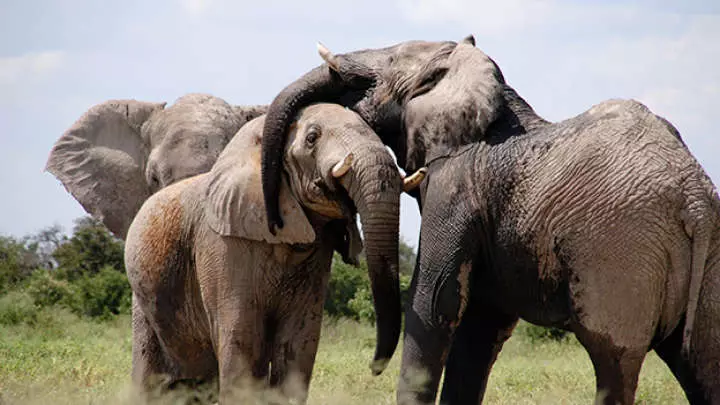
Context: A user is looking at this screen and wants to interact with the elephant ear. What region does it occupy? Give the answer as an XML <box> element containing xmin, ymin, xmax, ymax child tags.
<box><xmin>403</xmin><ymin>43</ymin><xmax>504</xmax><ymax>166</ymax></box>
<box><xmin>205</xmin><ymin>117</ymin><xmax>316</xmax><ymax>244</ymax></box>
<box><xmin>45</xmin><ymin>100</ymin><xmax>166</xmax><ymax>239</ymax></box>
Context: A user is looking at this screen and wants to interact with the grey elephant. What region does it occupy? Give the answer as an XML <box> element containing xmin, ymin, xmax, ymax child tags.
<box><xmin>45</xmin><ymin>93</ymin><xmax>266</xmax><ymax>239</ymax></box>
<box><xmin>125</xmin><ymin>103</ymin><xmax>425</xmax><ymax>403</ymax></box>
<box><xmin>257</xmin><ymin>37</ymin><xmax>720</xmax><ymax>404</ymax></box>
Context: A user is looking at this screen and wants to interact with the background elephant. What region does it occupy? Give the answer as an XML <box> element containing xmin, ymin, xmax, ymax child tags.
<box><xmin>124</xmin><ymin>103</ymin><xmax>417</xmax><ymax>403</ymax></box>
<box><xmin>258</xmin><ymin>38</ymin><xmax>720</xmax><ymax>404</ymax></box>
<box><xmin>45</xmin><ymin>93</ymin><xmax>266</xmax><ymax>239</ymax></box>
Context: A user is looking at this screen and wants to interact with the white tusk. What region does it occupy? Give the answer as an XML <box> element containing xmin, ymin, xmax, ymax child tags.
<box><xmin>403</xmin><ymin>167</ymin><xmax>427</xmax><ymax>192</ymax></box>
<box><xmin>331</xmin><ymin>153</ymin><xmax>354</xmax><ymax>178</ymax></box>
<box><xmin>317</xmin><ymin>42</ymin><xmax>340</xmax><ymax>71</ymax></box>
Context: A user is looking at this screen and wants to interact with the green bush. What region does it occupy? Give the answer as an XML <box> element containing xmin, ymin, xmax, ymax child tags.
<box><xmin>515</xmin><ymin>321</ymin><xmax>570</xmax><ymax>342</ymax></box>
<box><xmin>67</xmin><ymin>266</ymin><xmax>132</xmax><ymax>320</ymax></box>
<box><xmin>0</xmin><ymin>236</ymin><xmax>42</xmax><ymax>293</ymax></box>
<box><xmin>348</xmin><ymin>287</ymin><xmax>374</xmax><ymax>322</ymax></box>
<box><xmin>0</xmin><ymin>291</ymin><xmax>39</xmax><ymax>325</ymax></box>
<box><xmin>324</xmin><ymin>255</ymin><xmax>370</xmax><ymax>318</ymax></box>
<box><xmin>26</xmin><ymin>269</ymin><xmax>74</xmax><ymax>308</ymax></box>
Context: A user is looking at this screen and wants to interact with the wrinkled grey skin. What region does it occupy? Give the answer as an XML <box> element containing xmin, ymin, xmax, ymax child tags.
<box><xmin>124</xmin><ymin>104</ymin><xmax>402</xmax><ymax>404</ymax></box>
<box><xmin>260</xmin><ymin>38</ymin><xmax>720</xmax><ymax>405</ymax></box>
<box><xmin>46</xmin><ymin>93</ymin><xmax>266</xmax><ymax>239</ymax></box>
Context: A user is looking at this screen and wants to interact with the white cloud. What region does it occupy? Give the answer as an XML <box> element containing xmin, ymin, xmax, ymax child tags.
<box><xmin>0</xmin><ymin>51</ymin><xmax>65</xmax><ymax>85</ymax></box>
<box><xmin>180</xmin><ymin>0</ymin><xmax>212</xmax><ymax>14</ymax></box>
<box><xmin>395</xmin><ymin>0</ymin><xmax>635</xmax><ymax>36</ymax></box>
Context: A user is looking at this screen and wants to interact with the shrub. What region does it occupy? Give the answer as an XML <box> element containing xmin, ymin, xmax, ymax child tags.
<box><xmin>515</xmin><ymin>321</ymin><xmax>570</xmax><ymax>342</ymax></box>
<box><xmin>346</xmin><ymin>273</ymin><xmax>412</xmax><ymax>324</ymax></box>
<box><xmin>26</xmin><ymin>269</ymin><xmax>74</xmax><ymax>308</ymax></box>
<box><xmin>0</xmin><ymin>236</ymin><xmax>42</xmax><ymax>293</ymax></box>
<box><xmin>67</xmin><ymin>265</ymin><xmax>132</xmax><ymax>320</ymax></box>
<box><xmin>0</xmin><ymin>291</ymin><xmax>39</xmax><ymax>325</ymax></box>
<box><xmin>325</xmin><ymin>255</ymin><xmax>369</xmax><ymax>318</ymax></box>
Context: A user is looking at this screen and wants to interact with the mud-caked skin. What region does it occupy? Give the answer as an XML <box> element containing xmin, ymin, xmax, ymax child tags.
<box><xmin>260</xmin><ymin>37</ymin><xmax>720</xmax><ymax>405</ymax></box>
<box><xmin>124</xmin><ymin>104</ymin><xmax>403</xmax><ymax>404</ymax></box>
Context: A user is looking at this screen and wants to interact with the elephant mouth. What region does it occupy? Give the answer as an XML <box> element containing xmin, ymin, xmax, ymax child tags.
<box><xmin>304</xmin><ymin>174</ymin><xmax>358</xmax><ymax>221</ymax></box>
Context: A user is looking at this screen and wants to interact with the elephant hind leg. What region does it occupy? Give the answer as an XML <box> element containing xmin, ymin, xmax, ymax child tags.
<box><xmin>654</xmin><ymin>321</ymin><xmax>713</xmax><ymax>405</ymax></box>
<box><xmin>439</xmin><ymin>299</ymin><xmax>518</xmax><ymax>405</ymax></box>
<box><xmin>655</xmin><ymin>263</ymin><xmax>720</xmax><ymax>405</ymax></box>
<box><xmin>574</xmin><ymin>327</ymin><xmax>647</xmax><ymax>405</ymax></box>
<box><xmin>131</xmin><ymin>295</ymin><xmax>176</xmax><ymax>393</ymax></box>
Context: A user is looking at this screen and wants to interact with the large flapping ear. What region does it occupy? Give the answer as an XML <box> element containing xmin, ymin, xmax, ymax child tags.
<box><xmin>205</xmin><ymin>117</ymin><xmax>316</xmax><ymax>244</ymax></box>
<box><xmin>45</xmin><ymin>100</ymin><xmax>166</xmax><ymax>239</ymax></box>
<box><xmin>404</xmin><ymin>43</ymin><xmax>505</xmax><ymax>156</ymax></box>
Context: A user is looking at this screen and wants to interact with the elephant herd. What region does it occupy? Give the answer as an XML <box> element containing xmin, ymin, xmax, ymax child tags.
<box><xmin>46</xmin><ymin>35</ymin><xmax>720</xmax><ymax>405</ymax></box>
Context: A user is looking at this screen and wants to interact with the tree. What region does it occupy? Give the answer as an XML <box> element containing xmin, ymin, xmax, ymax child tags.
<box><xmin>53</xmin><ymin>216</ymin><xmax>125</xmax><ymax>280</ymax></box>
<box><xmin>398</xmin><ymin>237</ymin><xmax>417</xmax><ymax>276</ymax></box>
<box><xmin>0</xmin><ymin>236</ymin><xmax>40</xmax><ymax>292</ymax></box>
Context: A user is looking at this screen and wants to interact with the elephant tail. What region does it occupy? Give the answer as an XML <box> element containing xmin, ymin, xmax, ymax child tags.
<box><xmin>681</xmin><ymin>186</ymin><xmax>719</xmax><ymax>357</ymax></box>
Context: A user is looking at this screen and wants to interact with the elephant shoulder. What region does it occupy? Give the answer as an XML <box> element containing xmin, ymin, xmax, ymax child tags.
<box><xmin>582</xmin><ymin>99</ymin><xmax>653</xmax><ymax>124</ymax></box>
<box><xmin>567</xmin><ymin>99</ymin><xmax>683</xmax><ymax>144</ymax></box>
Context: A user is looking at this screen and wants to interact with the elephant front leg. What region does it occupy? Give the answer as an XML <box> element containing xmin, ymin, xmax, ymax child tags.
<box><xmin>398</xmin><ymin>258</ymin><xmax>474</xmax><ymax>405</ymax></box>
<box><xmin>268</xmin><ymin>289</ymin><xmax>327</xmax><ymax>404</ymax></box>
<box><xmin>439</xmin><ymin>298</ymin><xmax>518</xmax><ymax>404</ymax></box>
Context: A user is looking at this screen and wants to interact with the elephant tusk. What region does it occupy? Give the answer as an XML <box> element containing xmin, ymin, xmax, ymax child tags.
<box><xmin>403</xmin><ymin>167</ymin><xmax>427</xmax><ymax>192</ymax></box>
<box><xmin>317</xmin><ymin>42</ymin><xmax>340</xmax><ymax>72</ymax></box>
<box><xmin>331</xmin><ymin>153</ymin><xmax>354</xmax><ymax>178</ymax></box>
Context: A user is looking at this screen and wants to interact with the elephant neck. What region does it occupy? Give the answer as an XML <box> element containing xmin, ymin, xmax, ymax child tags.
<box><xmin>401</xmin><ymin>85</ymin><xmax>549</xmax><ymax>175</ymax></box>
<box><xmin>484</xmin><ymin>85</ymin><xmax>550</xmax><ymax>142</ymax></box>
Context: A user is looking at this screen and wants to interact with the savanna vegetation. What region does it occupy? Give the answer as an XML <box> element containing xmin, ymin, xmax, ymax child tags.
<box><xmin>0</xmin><ymin>218</ymin><xmax>687</xmax><ymax>404</ymax></box>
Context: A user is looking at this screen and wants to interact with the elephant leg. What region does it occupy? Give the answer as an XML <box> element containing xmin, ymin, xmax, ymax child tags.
<box><xmin>131</xmin><ymin>294</ymin><xmax>174</xmax><ymax>391</ymax></box>
<box><xmin>654</xmin><ymin>322</ymin><xmax>711</xmax><ymax>405</ymax></box>
<box><xmin>655</xmin><ymin>254</ymin><xmax>720</xmax><ymax>405</ymax></box>
<box><xmin>268</xmin><ymin>289</ymin><xmax>327</xmax><ymax>404</ymax></box>
<box><xmin>574</xmin><ymin>328</ymin><xmax>647</xmax><ymax>405</ymax></box>
<box><xmin>439</xmin><ymin>299</ymin><xmax>518</xmax><ymax>405</ymax></box>
<box><xmin>216</xmin><ymin>307</ymin><xmax>270</xmax><ymax>402</ymax></box>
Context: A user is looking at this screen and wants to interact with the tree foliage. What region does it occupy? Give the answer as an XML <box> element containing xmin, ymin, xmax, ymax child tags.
<box><xmin>52</xmin><ymin>217</ymin><xmax>124</xmax><ymax>280</ymax></box>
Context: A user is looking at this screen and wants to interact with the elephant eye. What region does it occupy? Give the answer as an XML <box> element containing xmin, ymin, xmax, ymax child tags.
<box><xmin>305</xmin><ymin>125</ymin><xmax>321</xmax><ymax>147</ymax></box>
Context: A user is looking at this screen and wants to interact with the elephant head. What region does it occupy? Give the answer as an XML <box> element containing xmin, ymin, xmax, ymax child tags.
<box><xmin>46</xmin><ymin>93</ymin><xmax>266</xmax><ymax>239</ymax></box>
<box><xmin>259</xmin><ymin>35</ymin><xmax>545</xmax><ymax>233</ymax></box>
<box><xmin>205</xmin><ymin>103</ymin><xmax>423</xmax><ymax>376</ymax></box>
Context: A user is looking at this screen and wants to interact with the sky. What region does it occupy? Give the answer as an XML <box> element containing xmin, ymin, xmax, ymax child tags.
<box><xmin>1</xmin><ymin>0</ymin><xmax>718</xmax><ymax>247</ymax></box>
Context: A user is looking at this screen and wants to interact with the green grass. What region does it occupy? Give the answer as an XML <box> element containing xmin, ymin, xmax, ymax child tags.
<box><xmin>0</xmin><ymin>310</ymin><xmax>688</xmax><ymax>404</ymax></box>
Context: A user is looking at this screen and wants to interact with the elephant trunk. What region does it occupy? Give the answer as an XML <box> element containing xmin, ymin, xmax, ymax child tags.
<box><xmin>262</xmin><ymin>66</ymin><xmax>341</xmax><ymax>234</ymax></box>
<box><xmin>340</xmin><ymin>146</ymin><xmax>402</xmax><ymax>376</ymax></box>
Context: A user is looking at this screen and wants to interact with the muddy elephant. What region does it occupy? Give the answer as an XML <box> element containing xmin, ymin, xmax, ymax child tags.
<box><xmin>257</xmin><ymin>37</ymin><xmax>720</xmax><ymax>405</ymax></box>
<box><xmin>45</xmin><ymin>93</ymin><xmax>266</xmax><ymax>239</ymax></box>
<box><xmin>125</xmin><ymin>103</ymin><xmax>424</xmax><ymax>403</ymax></box>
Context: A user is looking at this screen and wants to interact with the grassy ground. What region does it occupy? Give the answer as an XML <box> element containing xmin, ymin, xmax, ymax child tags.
<box><xmin>0</xmin><ymin>309</ymin><xmax>688</xmax><ymax>405</ymax></box>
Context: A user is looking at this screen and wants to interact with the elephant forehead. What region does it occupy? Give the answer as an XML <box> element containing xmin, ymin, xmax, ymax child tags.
<box><xmin>296</xmin><ymin>104</ymin><xmax>368</xmax><ymax>130</ymax></box>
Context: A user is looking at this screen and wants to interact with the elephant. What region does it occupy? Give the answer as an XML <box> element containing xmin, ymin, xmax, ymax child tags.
<box><xmin>124</xmin><ymin>103</ymin><xmax>425</xmax><ymax>403</ymax></box>
<box><xmin>257</xmin><ymin>37</ymin><xmax>720</xmax><ymax>404</ymax></box>
<box><xmin>45</xmin><ymin>93</ymin><xmax>267</xmax><ymax>239</ymax></box>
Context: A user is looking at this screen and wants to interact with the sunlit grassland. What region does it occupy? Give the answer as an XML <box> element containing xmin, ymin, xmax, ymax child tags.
<box><xmin>0</xmin><ymin>309</ymin><xmax>687</xmax><ymax>404</ymax></box>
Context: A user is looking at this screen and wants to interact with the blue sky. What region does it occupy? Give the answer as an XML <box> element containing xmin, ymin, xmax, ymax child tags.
<box><xmin>1</xmin><ymin>0</ymin><xmax>718</xmax><ymax>247</ymax></box>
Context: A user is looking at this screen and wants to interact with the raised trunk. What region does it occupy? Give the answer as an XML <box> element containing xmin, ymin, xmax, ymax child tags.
<box><xmin>262</xmin><ymin>66</ymin><xmax>343</xmax><ymax>234</ymax></box>
<box><xmin>341</xmin><ymin>149</ymin><xmax>402</xmax><ymax>375</ymax></box>
<box><xmin>261</xmin><ymin>63</ymin><xmax>377</xmax><ymax>235</ymax></box>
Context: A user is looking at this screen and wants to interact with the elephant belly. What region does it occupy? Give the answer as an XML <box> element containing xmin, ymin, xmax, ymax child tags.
<box><xmin>476</xmin><ymin>250</ymin><xmax>573</xmax><ymax>328</ymax></box>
